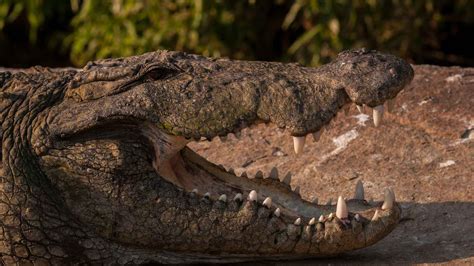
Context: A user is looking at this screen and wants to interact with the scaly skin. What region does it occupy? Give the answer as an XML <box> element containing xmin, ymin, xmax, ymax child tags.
<box><xmin>0</xmin><ymin>48</ymin><xmax>413</xmax><ymax>264</ymax></box>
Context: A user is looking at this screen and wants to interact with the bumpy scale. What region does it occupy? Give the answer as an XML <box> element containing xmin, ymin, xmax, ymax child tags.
<box><xmin>0</xmin><ymin>48</ymin><xmax>413</xmax><ymax>264</ymax></box>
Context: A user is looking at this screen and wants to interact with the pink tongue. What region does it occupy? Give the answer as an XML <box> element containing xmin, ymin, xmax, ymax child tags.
<box><xmin>140</xmin><ymin>122</ymin><xmax>189</xmax><ymax>186</ymax></box>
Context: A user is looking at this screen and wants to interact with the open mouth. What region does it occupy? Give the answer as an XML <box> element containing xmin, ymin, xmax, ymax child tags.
<box><xmin>139</xmin><ymin>101</ymin><xmax>400</xmax><ymax>247</ymax></box>
<box><xmin>0</xmin><ymin>48</ymin><xmax>415</xmax><ymax>263</ymax></box>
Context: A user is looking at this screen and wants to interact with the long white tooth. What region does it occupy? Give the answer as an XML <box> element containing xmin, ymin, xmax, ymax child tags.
<box><xmin>336</xmin><ymin>196</ymin><xmax>348</xmax><ymax>219</ymax></box>
<box><xmin>354</xmin><ymin>180</ymin><xmax>365</xmax><ymax>200</ymax></box>
<box><xmin>274</xmin><ymin>208</ymin><xmax>281</xmax><ymax>217</ymax></box>
<box><xmin>386</xmin><ymin>99</ymin><xmax>395</xmax><ymax>113</ymax></box>
<box><xmin>233</xmin><ymin>193</ymin><xmax>243</xmax><ymax>201</ymax></box>
<box><xmin>318</xmin><ymin>215</ymin><xmax>325</xmax><ymax>222</ymax></box>
<box><xmin>328</xmin><ymin>213</ymin><xmax>334</xmax><ymax>219</ymax></box>
<box><xmin>269</xmin><ymin>167</ymin><xmax>279</xmax><ymax>179</ymax></box>
<box><xmin>294</xmin><ymin>218</ymin><xmax>301</xmax><ymax>225</ymax></box>
<box><xmin>293</xmin><ymin>136</ymin><xmax>306</xmax><ymax>155</ymax></box>
<box><xmin>356</xmin><ymin>104</ymin><xmax>364</xmax><ymax>113</ymax></box>
<box><xmin>308</xmin><ymin>217</ymin><xmax>316</xmax><ymax>225</ymax></box>
<box><xmin>381</xmin><ymin>188</ymin><xmax>395</xmax><ymax>210</ymax></box>
<box><xmin>372</xmin><ymin>209</ymin><xmax>380</xmax><ymax>221</ymax></box>
<box><xmin>372</xmin><ymin>105</ymin><xmax>384</xmax><ymax>127</ymax></box>
<box><xmin>263</xmin><ymin>197</ymin><xmax>272</xmax><ymax>208</ymax></box>
<box><xmin>312</xmin><ymin>128</ymin><xmax>324</xmax><ymax>142</ymax></box>
<box><xmin>248</xmin><ymin>190</ymin><xmax>257</xmax><ymax>202</ymax></box>
<box><xmin>218</xmin><ymin>194</ymin><xmax>227</xmax><ymax>202</ymax></box>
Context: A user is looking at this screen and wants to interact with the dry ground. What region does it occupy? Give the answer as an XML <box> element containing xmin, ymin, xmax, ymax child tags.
<box><xmin>189</xmin><ymin>65</ymin><xmax>474</xmax><ymax>265</ymax></box>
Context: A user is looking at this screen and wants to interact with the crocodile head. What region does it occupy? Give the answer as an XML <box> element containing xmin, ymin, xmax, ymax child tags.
<box><xmin>0</xmin><ymin>48</ymin><xmax>413</xmax><ymax>264</ymax></box>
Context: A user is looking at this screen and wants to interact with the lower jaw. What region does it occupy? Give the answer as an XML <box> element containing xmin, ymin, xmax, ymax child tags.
<box><xmin>158</xmin><ymin>146</ymin><xmax>379</xmax><ymax>221</ymax></box>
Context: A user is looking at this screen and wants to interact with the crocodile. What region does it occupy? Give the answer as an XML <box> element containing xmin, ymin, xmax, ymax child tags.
<box><xmin>0</xmin><ymin>48</ymin><xmax>414</xmax><ymax>264</ymax></box>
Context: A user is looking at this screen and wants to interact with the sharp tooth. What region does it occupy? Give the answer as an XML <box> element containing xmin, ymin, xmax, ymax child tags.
<box><xmin>381</xmin><ymin>188</ymin><xmax>395</xmax><ymax>210</ymax></box>
<box><xmin>254</xmin><ymin>170</ymin><xmax>264</xmax><ymax>179</ymax></box>
<box><xmin>336</xmin><ymin>196</ymin><xmax>348</xmax><ymax>219</ymax></box>
<box><xmin>372</xmin><ymin>209</ymin><xmax>380</xmax><ymax>221</ymax></box>
<box><xmin>218</xmin><ymin>194</ymin><xmax>227</xmax><ymax>202</ymax></box>
<box><xmin>318</xmin><ymin>215</ymin><xmax>325</xmax><ymax>222</ymax></box>
<box><xmin>386</xmin><ymin>99</ymin><xmax>395</xmax><ymax>113</ymax></box>
<box><xmin>233</xmin><ymin>193</ymin><xmax>243</xmax><ymax>201</ymax></box>
<box><xmin>308</xmin><ymin>217</ymin><xmax>316</xmax><ymax>225</ymax></box>
<box><xmin>389</xmin><ymin>67</ymin><xmax>396</xmax><ymax>76</ymax></box>
<box><xmin>248</xmin><ymin>190</ymin><xmax>257</xmax><ymax>202</ymax></box>
<box><xmin>263</xmin><ymin>197</ymin><xmax>272</xmax><ymax>208</ymax></box>
<box><xmin>343</xmin><ymin>106</ymin><xmax>350</xmax><ymax>115</ymax></box>
<box><xmin>328</xmin><ymin>213</ymin><xmax>334</xmax><ymax>219</ymax></box>
<box><xmin>191</xmin><ymin>188</ymin><xmax>198</xmax><ymax>194</ymax></box>
<box><xmin>354</xmin><ymin>180</ymin><xmax>365</xmax><ymax>200</ymax></box>
<box><xmin>282</xmin><ymin>172</ymin><xmax>292</xmax><ymax>185</ymax></box>
<box><xmin>372</xmin><ymin>105</ymin><xmax>384</xmax><ymax>127</ymax></box>
<box><xmin>326</xmin><ymin>198</ymin><xmax>332</xmax><ymax>205</ymax></box>
<box><xmin>294</xmin><ymin>218</ymin><xmax>301</xmax><ymax>225</ymax></box>
<box><xmin>204</xmin><ymin>192</ymin><xmax>211</xmax><ymax>199</ymax></box>
<box><xmin>354</xmin><ymin>213</ymin><xmax>360</xmax><ymax>221</ymax></box>
<box><xmin>234</xmin><ymin>132</ymin><xmax>241</xmax><ymax>139</ymax></box>
<box><xmin>293</xmin><ymin>186</ymin><xmax>300</xmax><ymax>195</ymax></box>
<box><xmin>312</xmin><ymin>127</ymin><xmax>324</xmax><ymax>142</ymax></box>
<box><xmin>312</xmin><ymin>132</ymin><xmax>321</xmax><ymax>142</ymax></box>
<box><xmin>274</xmin><ymin>208</ymin><xmax>281</xmax><ymax>217</ymax></box>
<box><xmin>293</xmin><ymin>136</ymin><xmax>306</xmax><ymax>154</ymax></box>
<box><xmin>269</xmin><ymin>167</ymin><xmax>279</xmax><ymax>179</ymax></box>
<box><xmin>356</xmin><ymin>104</ymin><xmax>364</xmax><ymax>113</ymax></box>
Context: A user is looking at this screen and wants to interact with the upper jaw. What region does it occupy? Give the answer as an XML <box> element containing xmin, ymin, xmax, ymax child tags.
<box><xmin>340</xmin><ymin>54</ymin><xmax>415</xmax><ymax>108</ymax></box>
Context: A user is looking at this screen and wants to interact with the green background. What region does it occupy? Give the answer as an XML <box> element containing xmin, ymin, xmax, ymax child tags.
<box><xmin>1</xmin><ymin>0</ymin><xmax>473</xmax><ymax>67</ymax></box>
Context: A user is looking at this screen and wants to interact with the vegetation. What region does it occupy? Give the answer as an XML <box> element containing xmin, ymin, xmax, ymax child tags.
<box><xmin>1</xmin><ymin>0</ymin><xmax>473</xmax><ymax>67</ymax></box>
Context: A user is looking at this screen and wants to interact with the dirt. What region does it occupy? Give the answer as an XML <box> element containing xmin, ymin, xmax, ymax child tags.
<box><xmin>188</xmin><ymin>65</ymin><xmax>474</xmax><ymax>265</ymax></box>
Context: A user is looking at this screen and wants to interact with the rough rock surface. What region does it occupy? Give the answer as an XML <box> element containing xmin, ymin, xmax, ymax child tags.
<box><xmin>189</xmin><ymin>65</ymin><xmax>474</xmax><ymax>264</ymax></box>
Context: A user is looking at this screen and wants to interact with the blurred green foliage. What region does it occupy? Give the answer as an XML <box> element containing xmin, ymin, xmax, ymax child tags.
<box><xmin>1</xmin><ymin>0</ymin><xmax>473</xmax><ymax>66</ymax></box>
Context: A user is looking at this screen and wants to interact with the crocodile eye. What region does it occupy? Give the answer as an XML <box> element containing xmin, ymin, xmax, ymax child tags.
<box><xmin>143</xmin><ymin>67</ymin><xmax>179</xmax><ymax>81</ymax></box>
